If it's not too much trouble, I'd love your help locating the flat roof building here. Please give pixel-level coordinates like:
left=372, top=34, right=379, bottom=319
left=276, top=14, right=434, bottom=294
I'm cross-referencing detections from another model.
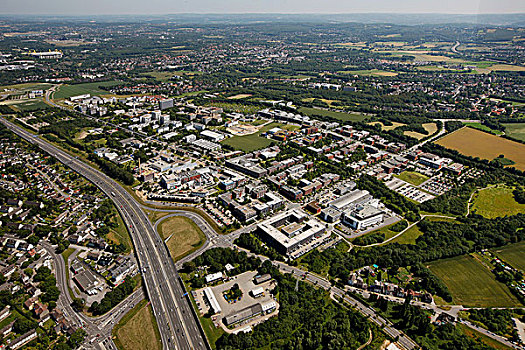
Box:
left=203, top=287, right=221, bottom=315
left=255, top=209, right=326, bottom=256
left=342, top=205, right=384, bottom=230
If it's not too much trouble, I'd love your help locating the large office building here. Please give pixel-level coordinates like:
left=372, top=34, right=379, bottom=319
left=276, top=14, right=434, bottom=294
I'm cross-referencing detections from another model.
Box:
left=255, top=209, right=326, bottom=256
left=342, top=204, right=384, bottom=230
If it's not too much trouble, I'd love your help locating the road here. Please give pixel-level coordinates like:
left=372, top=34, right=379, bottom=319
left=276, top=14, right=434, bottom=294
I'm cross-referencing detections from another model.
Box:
left=1, top=118, right=207, bottom=350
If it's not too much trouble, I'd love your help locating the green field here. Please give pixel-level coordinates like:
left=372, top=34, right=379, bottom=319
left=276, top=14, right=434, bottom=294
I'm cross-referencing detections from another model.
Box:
left=491, top=241, right=525, bottom=272
left=8, top=99, right=50, bottom=111
left=471, top=186, right=525, bottom=218
left=428, top=254, right=522, bottom=307
left=114, top=299, right=162, bottom=350
left=394, top=171, right=429, bottom=186
left=158, top=216, right=205, bottom=262
left=54, top=81, right=122, bottom=99
left=389, top=225, right=423, bottom=244
left=298, top=107, right=368, bottom=122
left=337, top=69, right=398, bottom=77
left=503, top=123, right=525, bottom=142
left=464, top=122, right=503, bottom=135
left=222, top=122, right=297, bottom=152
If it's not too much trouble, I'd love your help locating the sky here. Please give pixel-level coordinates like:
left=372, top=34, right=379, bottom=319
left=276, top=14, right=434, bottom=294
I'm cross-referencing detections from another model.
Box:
left=2, top=0, right=524, bottom=15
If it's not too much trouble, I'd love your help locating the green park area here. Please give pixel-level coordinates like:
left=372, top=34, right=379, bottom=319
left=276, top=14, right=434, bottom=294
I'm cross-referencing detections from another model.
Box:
left=54, top=81, right=122, bottom=99
left=428, top=254, right=522, bottom=307
left=114, top=299, right=162, bottom=350
left=471, top=186, right=525, bottom=219
left=298, top=106, right=367, bottom=122
left=222, top=122, right=298, bottom=152
left=464, top=122, right=503, bottom=135
left=157, top=216, right=206, bottom=262
left=394, top=171, right=429, bottom=186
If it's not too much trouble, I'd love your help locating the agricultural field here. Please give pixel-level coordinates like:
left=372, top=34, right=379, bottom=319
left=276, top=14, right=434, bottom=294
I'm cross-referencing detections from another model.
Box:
left=157, top=216, right=206, bottom=262
left=222, top=122, right=298, bottom=152
left=368, top=121, right=405, bottom=130
left=54, top=80, right=122, bottom=99
left=114, top=299, right=162, bottom=350
left=435, top=127, right=525, bottom=171
left=298, top=106, right=368, bottom=122
left=491, top=241, right=525, bottom=272
left=394, top=171, right=429, bottom=186
left=471, top=186, right=525, bottom=219
left=428, top=254, right=522, bottom=307
left=503, top=123, right=525, bottom=142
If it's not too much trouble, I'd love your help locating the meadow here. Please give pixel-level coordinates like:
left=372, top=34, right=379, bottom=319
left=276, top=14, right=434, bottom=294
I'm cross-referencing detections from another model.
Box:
left=428, top=254, right=522, bottom=307
left=503, top=123, right=525, bottom=142
left=158, top=216, right=206, bottom=262
left=222, top=122, right=298, bottom=152
left=471, top=186, right=525, bottom=219
left=491, top=241, right=525, bottom=272
left=436, top=127, right=525, bottom=171
left=298, top=106, right=368, bottom=122
left=394, top=171, right=429, bottom=186
left=54, top=80, right=122, bottom=99
left=114, top=299, right=161, bottom=350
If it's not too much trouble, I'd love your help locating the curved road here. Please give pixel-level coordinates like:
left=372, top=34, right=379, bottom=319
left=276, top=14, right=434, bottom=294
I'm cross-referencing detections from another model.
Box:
left=1, top=118, right=207, bottom=350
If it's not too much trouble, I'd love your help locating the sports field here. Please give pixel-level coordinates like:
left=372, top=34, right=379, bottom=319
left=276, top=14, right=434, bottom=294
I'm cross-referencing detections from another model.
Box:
left=428, top=254, right=522, bottom=307
left=158, top=216, right=205, bottom=262
left=435, top=127, right=525, bottom=171
left=114, top=300, right=161, bottom=350
left=394, top=171, right=429, bottom=186
left=471, top=186, right=525, bottom=219
left=491, top=241, right=525, bottom=272
left=503, top=123, right=525, bottom=142
left=54, top=80, right=122, bottom=99
left=298, top=107, right=368, bottom=122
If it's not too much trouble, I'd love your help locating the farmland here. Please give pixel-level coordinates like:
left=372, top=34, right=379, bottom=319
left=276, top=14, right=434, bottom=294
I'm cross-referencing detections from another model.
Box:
left=298, top=107, right=368, bottom=122
left=368, top=121, right=405, bottom=130
left=491, top=241, right=525, bottom=272
left=503, top=123, right=525, bottom=141
left=428, top=254, right=522, bottom=307
left=471, top=186, right=525, bottom=219
left=54, top=80, right=122, bottom=99
left=435, top=127, right=525, bottom=171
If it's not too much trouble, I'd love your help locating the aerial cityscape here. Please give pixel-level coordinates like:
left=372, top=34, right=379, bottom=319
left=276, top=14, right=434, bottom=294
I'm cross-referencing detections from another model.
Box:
left=0, top=2, right=524, bottom=350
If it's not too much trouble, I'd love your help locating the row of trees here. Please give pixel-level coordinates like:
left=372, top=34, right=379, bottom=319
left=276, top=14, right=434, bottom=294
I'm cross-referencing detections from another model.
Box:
left=89, top=278, right=137, bottom=315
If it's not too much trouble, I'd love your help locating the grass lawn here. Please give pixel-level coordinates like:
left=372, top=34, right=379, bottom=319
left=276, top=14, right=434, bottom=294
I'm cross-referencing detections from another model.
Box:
left=298, top=107, right=368, bottom=122
left=491, top=241, right=525, bottom=272
left=114, top=299, right=162, bottom=350
left=394, top=171, right=429, bottom=186
left=464, top=122, right=503, bottom=135
left=222, top=122, right=293, bottom=152
left=389, top=225, right=423, bottom=244
left=54, top=81, right=122, bottom=99
left=61, top=247, right=76, bottom=262
left=157, top=216, right=206, bottom=262
left=9, top=99, right=51, bottom=111
left=107, top=212, right=133, bottom=254
left=471, top=186, right=525, bottom=218
left=428, top=255, right=522, bottom=307
left=503, top=123, right=525, bottom=142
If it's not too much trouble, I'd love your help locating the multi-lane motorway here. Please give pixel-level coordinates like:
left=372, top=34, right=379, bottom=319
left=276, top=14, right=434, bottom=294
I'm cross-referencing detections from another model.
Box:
left=1, top=118, right=207, bottom=350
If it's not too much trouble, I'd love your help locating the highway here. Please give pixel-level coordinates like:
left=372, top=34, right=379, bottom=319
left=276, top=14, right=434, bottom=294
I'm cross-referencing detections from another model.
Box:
left=1, top=118, right=207, bottom=350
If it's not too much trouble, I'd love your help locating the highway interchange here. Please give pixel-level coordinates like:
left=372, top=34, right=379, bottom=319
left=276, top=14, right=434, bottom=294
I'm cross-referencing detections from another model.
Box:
left=2, top=115, right=523, bottom=350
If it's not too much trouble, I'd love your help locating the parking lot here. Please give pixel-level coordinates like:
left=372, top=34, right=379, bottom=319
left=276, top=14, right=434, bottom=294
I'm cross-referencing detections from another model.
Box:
left=385, top=178, right=434, bottom=203
left=194, top=271, right=278, bottom=331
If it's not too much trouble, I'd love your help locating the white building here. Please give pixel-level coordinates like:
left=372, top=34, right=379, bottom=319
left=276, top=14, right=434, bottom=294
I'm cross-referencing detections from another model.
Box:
left=342, top=205, right=384, bottom=230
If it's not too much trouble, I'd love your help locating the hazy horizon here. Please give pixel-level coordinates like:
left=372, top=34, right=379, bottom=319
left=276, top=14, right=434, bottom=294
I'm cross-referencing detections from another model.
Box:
left=2, top=0, right=524, bottom=16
